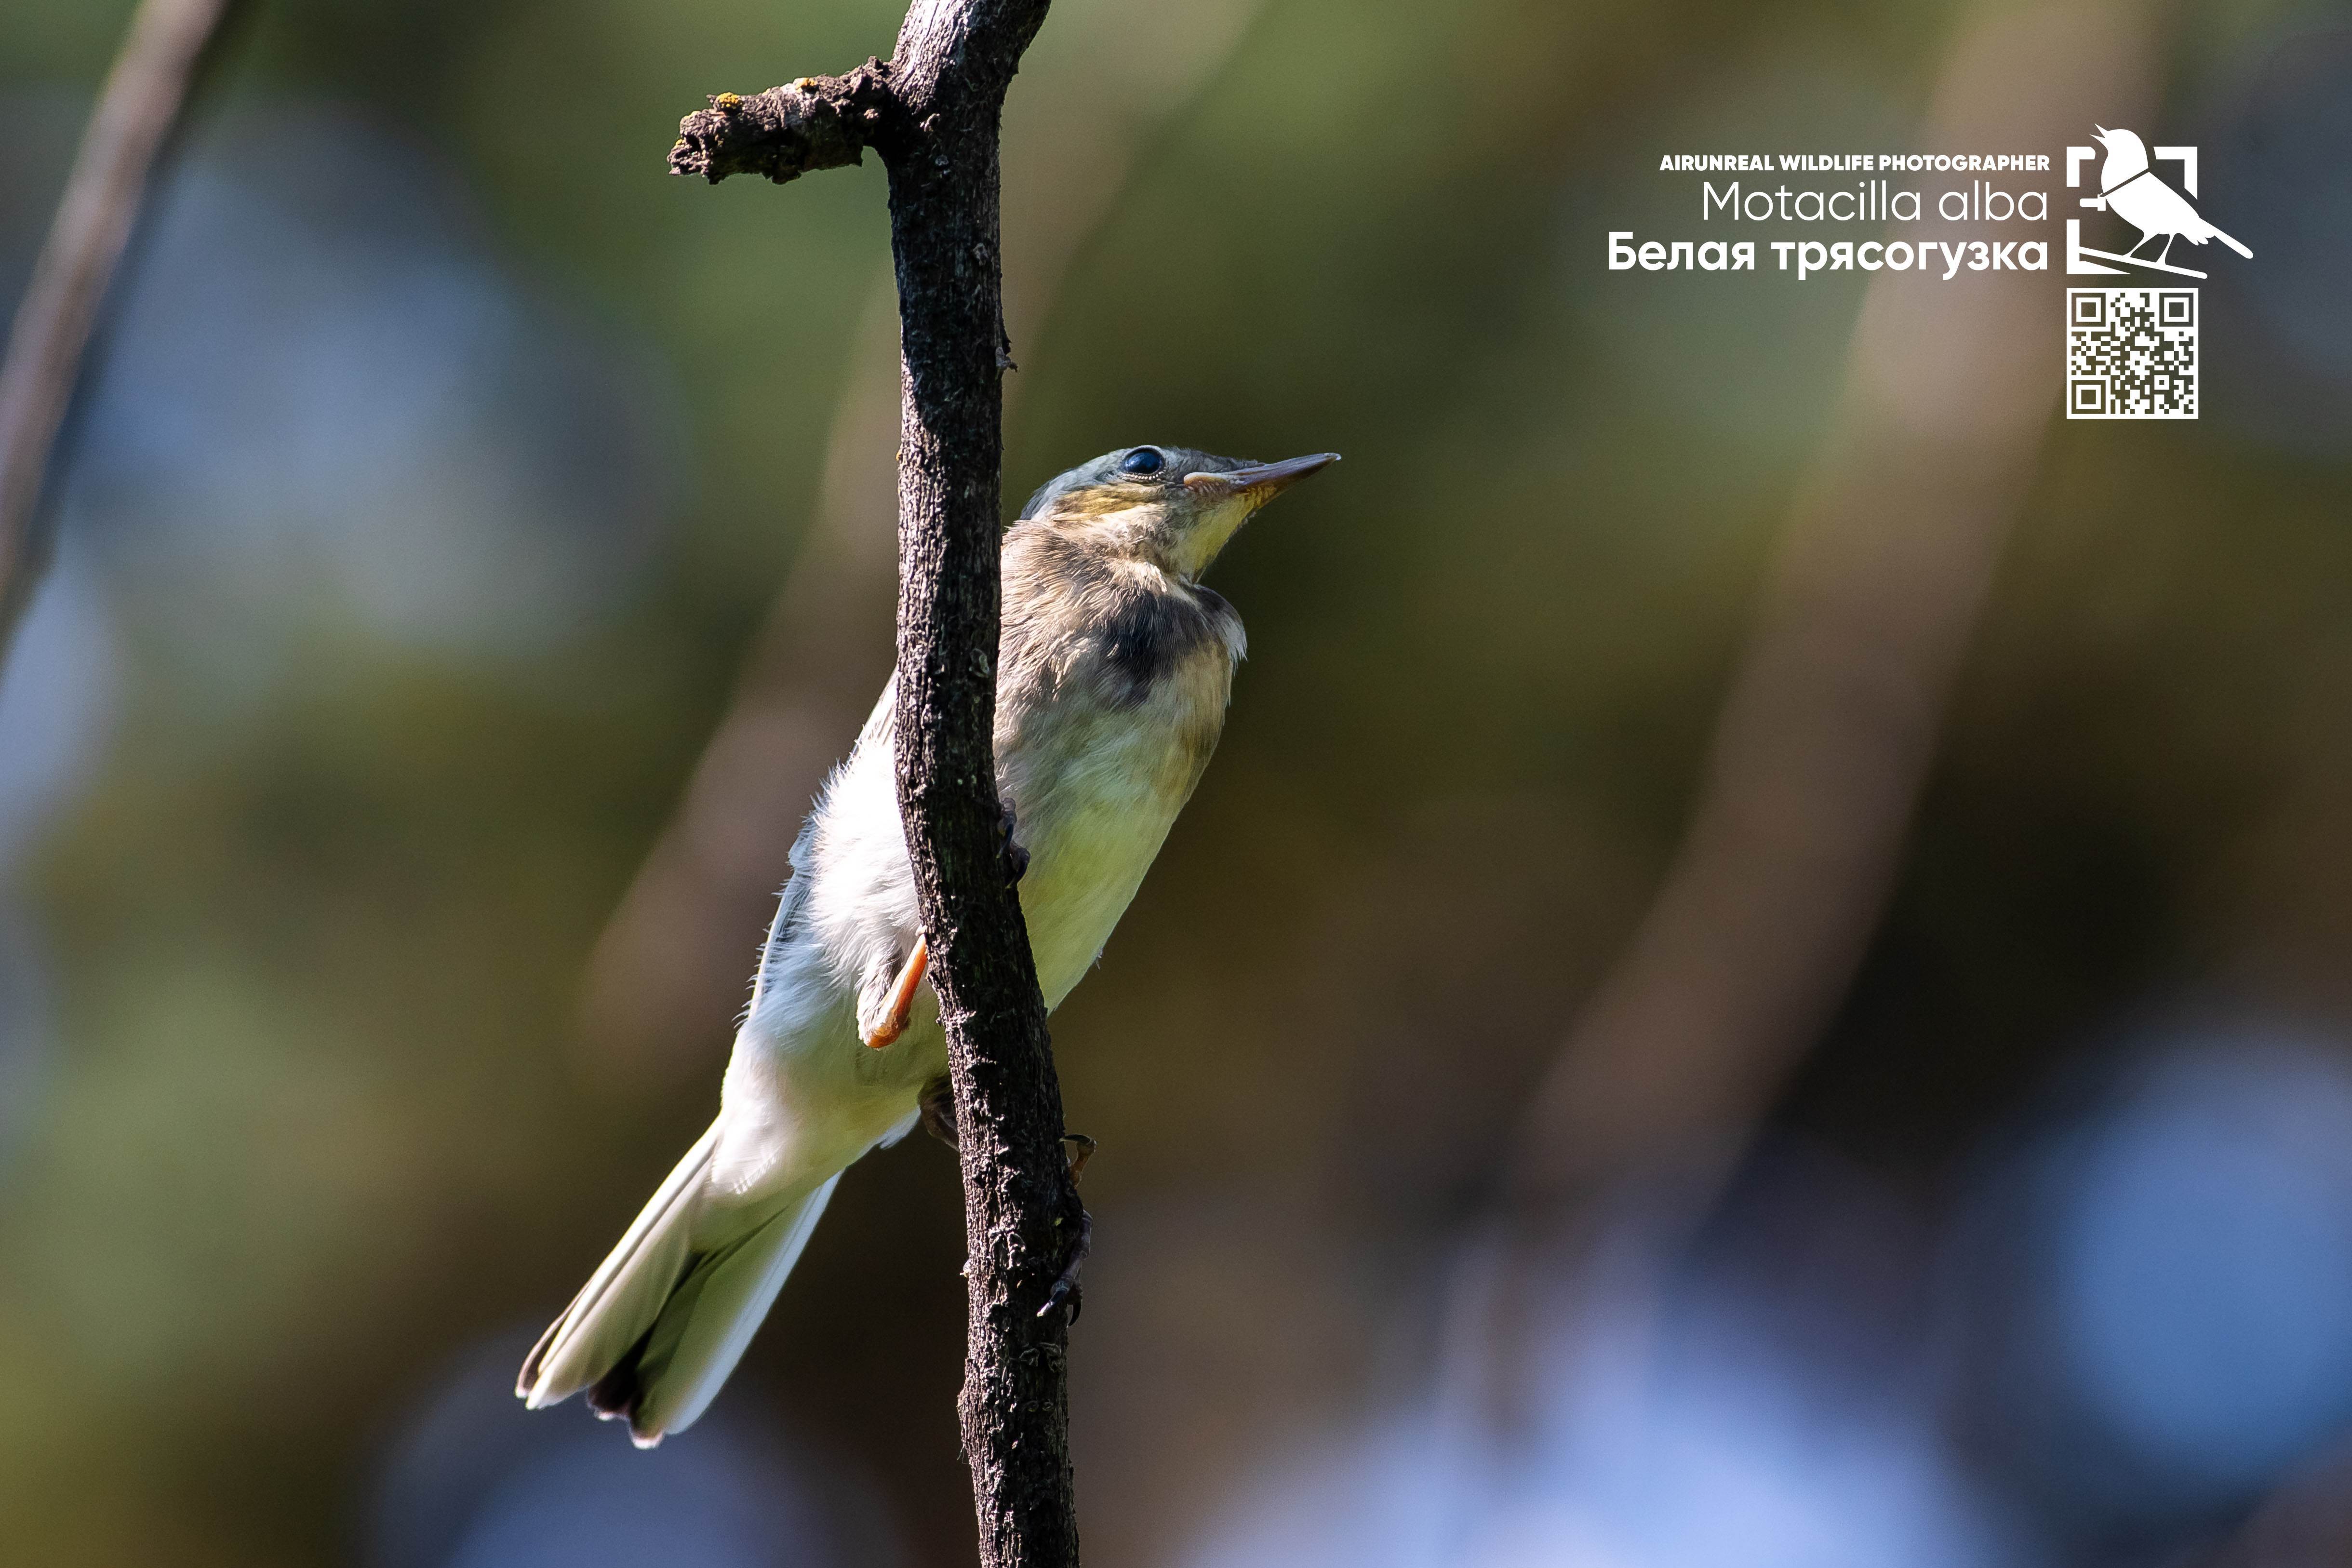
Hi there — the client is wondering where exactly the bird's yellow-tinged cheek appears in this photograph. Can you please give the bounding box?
[1174,497,1260,578]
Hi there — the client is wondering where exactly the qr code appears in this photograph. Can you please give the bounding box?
[2067,288,2196,418]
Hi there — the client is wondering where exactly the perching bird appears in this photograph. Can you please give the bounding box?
[2085,125,2252,266]
[517,443,1338,1447]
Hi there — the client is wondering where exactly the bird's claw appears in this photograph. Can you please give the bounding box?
[1036,1135,1095,1318]
[1038,1205,1091,1322]
[925,1091,1092,1319]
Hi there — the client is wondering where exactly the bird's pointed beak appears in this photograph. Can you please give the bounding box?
[1186,452,1341,505]
[2093,126,2110,145]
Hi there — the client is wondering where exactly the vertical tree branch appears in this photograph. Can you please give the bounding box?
[883,5,1077,1563]
[905,723,1082,1568]
[582,0,1269,1088]
[671,3,1075,1560]
[0,0,244,662]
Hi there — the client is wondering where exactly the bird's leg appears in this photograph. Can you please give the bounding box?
[919,1074,959,1149]
[2156,232,2176,267]
[865,802,1022,1052]
[999,796,1030,886]
[1038,1134,1097,1320]
[861,935,929,1050]
[923,1082,1091,1318]
[920,1096,1093,1188]
[1039,1205,1092,1322]
[2124,230,2158,258]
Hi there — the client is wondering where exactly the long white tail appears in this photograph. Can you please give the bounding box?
[516,1124,840,1447]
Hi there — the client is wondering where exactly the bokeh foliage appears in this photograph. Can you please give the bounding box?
[3,0,2349,1564]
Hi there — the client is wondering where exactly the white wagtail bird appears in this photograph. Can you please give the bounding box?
[2084,125,2252,266]
[518,443,1338,1446]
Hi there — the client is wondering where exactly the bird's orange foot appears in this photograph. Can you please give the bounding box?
[862,935,929,1050]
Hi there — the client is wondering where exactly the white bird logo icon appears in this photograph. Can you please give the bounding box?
[2083,125,2252,267]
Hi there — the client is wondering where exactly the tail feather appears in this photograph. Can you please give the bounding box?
[608,1173,841,1445]
[518,1123,719,1408]
[2214,226,2253,258]
[516,1122,841,1447]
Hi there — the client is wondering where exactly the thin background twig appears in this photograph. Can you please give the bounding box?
[1459,0,2165,1435]
[0,0,247,659]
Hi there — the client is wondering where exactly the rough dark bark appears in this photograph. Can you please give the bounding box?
[878,7,1079,1567]
[668,64,899,185]
[670,4,1078,1564]
[0,0,246,665]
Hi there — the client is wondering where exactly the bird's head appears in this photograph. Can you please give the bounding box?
[1018,445,1339,582]
[2092,126,2150,174]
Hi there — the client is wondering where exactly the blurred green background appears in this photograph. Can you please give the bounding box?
[6,1,2352,1565]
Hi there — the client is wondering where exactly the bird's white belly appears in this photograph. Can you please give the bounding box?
[720,655,1225,1199]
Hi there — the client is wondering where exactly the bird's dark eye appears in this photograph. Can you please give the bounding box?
[1118,447,1165,476]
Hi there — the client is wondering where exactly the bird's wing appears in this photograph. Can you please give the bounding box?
[745,674,900,1016]
[847,671,899,753]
